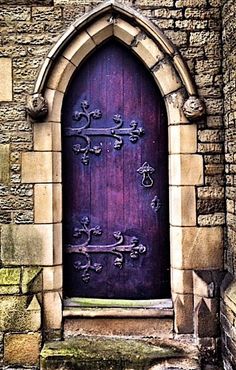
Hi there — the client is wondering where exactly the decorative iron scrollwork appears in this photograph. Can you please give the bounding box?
[137,162,155,188]
[65,216,147,283]
[64,100,144,165]
[151,195,162,213]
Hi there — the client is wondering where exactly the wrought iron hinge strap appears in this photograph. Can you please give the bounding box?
[65,216,147,283]
[64,100,144,165]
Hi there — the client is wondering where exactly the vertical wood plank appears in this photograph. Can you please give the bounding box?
[62,40,170,299]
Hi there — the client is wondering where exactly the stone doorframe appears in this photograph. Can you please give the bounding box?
[22,0,223,335]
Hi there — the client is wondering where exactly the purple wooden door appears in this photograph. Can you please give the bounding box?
[62,41,170,299]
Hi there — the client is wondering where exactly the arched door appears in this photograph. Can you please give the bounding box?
[62,40,170,299]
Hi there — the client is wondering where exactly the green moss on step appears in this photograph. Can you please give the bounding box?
[41,337,184,370]
[64,297,171,308]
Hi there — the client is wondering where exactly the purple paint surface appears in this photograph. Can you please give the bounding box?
[62,40,170,299]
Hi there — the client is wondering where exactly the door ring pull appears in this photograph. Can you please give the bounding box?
[137,162,155,188]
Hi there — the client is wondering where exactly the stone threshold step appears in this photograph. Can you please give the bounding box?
[40,336,200,370]
[63,298,173,318]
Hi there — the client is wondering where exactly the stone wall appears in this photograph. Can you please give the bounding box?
[220,0,236,369]
[0,0,227,368]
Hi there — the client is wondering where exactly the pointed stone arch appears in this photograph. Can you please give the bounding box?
[21,0,222,336]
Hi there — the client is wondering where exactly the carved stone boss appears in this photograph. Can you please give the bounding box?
[65,217,147,283]
[64,100,144,165]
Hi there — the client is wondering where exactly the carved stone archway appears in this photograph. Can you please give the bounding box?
[22,0,223,335]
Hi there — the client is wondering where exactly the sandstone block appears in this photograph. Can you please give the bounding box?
[34,121,61,151]
[165,90,189,124]
[44,291,62,329]
[152,59,182,96]
[197,186,224,199]
[22,151,61,183]
[32,6,61,22]
[198,129,224,143]
[1,224,62,266]
[35,184,62,223]
[43,265,62,291]
[114,18,139,45]
[4,333,41,365]
[169,185,196,226]
[0,267,20,294]
[169,124,197,154]
[198,213,225,226]
[44,88,64,123]
[169,154,204,186]
[62,30,95,67]
[176,0,207,6]
[193,270,225,298]
[0,58,12,101]
[47,57,75,93]
[0,144,10,184]
[164,30,188,47]
[173,293,193,334]
[223,278,236,314]
[86,16,113,45]
[194,297,219,337]
[22,267,43,294]
[0,295,41,331]
[170,226,223,269]
[171,268,193,294]
[133,34,164,69]
[64,317,173,338]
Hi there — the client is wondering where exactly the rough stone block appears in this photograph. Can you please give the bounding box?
[222,277,236,314]
[169,185,196,226]
[198,213,225,226]
[176,0,207,6]
[4,333,41,365]
[0,267,20,285]
[0,144,10,184]
[64,317,173,338]
[1,224,62,266]
[0,267,20,294]
[170,226,223,269]
[169,154,204,186]
[0,295,41,331]
[0,58,12,101]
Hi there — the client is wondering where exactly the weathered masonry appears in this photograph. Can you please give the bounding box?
[0,0,235,369]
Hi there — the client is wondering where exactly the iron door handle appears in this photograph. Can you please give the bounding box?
[137,162,155,188]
